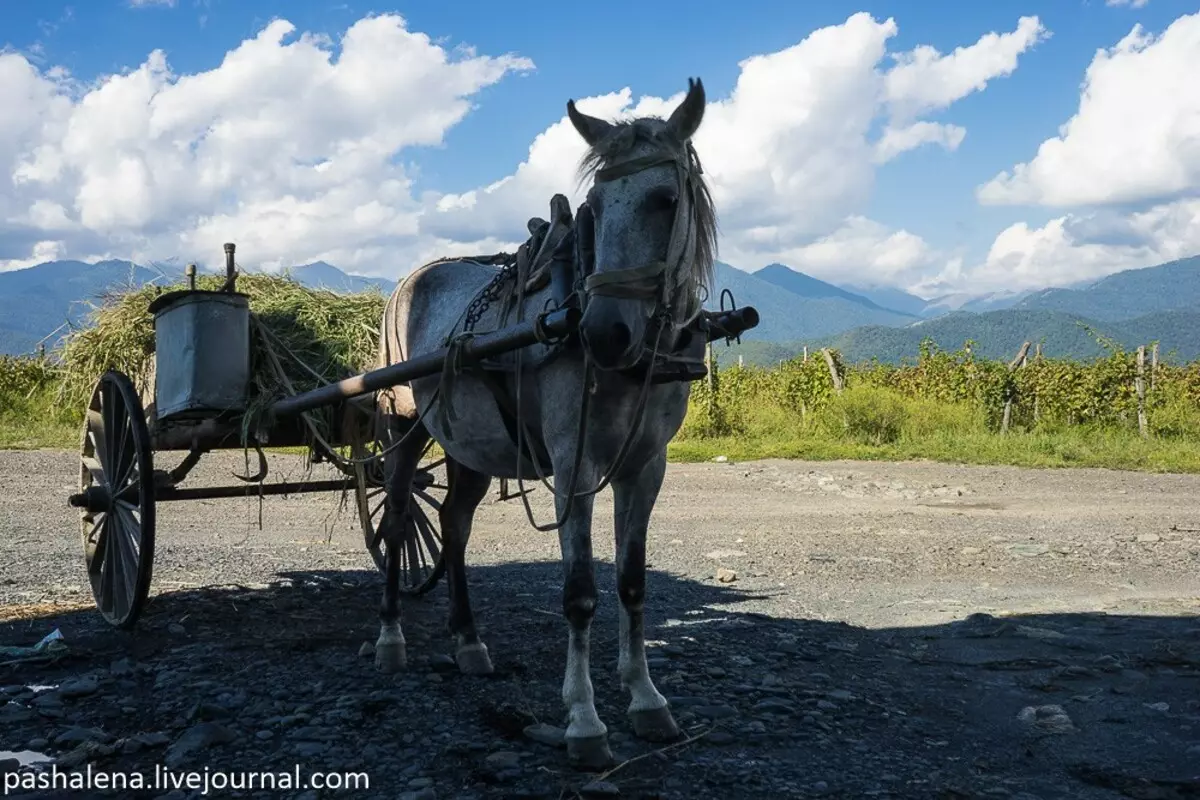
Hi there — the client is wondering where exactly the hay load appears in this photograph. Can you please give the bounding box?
[55,271,389,452]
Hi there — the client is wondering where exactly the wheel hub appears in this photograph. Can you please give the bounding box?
[69,485,112,514]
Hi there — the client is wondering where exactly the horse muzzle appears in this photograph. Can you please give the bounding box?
[580,308,644,371]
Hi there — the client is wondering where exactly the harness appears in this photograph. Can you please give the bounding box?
[431,132,727,531]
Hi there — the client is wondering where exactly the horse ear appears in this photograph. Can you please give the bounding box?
[666,77,705,142]
[567,99,614,146]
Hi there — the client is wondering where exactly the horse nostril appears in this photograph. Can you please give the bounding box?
[583,320,635,367]
[609,322,632,355]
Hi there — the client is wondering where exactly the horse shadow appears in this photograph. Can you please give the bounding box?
[1,561,1198,799]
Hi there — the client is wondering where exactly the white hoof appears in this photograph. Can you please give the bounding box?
[456,642,494,675]
[375,623,406,672]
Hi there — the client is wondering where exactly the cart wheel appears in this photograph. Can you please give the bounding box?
[353,437,447,595]
[75,370,156,629]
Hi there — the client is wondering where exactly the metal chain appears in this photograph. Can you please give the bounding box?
[463,261,517,333]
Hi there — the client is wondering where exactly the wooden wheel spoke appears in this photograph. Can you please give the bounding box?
[89,516,111,576]
[404,518,422,586]
[410,502,442,561]
[82,456,105,485]
[87,409,109,474]
[112,504,142,612]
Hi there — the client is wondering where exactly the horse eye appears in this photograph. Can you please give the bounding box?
[647,187,678,212]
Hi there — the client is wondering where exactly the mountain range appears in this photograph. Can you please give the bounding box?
[1,250,1197,364]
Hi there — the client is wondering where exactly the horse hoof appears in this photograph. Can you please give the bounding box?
[456,642,494,675]
[629,706,680,742]
[566,735,614,770]
[374,641,407,673]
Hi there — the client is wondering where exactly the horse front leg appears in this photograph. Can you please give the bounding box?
[556,468,613,769]
[375,416,430,673]
[613,451,679,741]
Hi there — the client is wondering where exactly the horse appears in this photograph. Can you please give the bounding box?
[369,77,717,768]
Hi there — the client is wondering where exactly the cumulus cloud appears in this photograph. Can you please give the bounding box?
[1,14,531,274]
[1107,0,1149,8]
[427,12,1045,286]
[1,11,1047,293]
[977,12,1200,207]
[926,200,1200,295]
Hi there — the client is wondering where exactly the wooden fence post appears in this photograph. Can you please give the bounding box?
[705,341,714,392]
[1001,341,1031,435]
[822,348,844,394]
[1136,345,1148,438]
[803,346,809,363]
[1151,343,1159,391]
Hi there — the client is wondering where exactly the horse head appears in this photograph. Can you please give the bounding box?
[566,77,717,371]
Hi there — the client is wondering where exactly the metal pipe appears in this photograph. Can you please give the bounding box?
[703,306,759,342]
[223,242,236,292]
[270,306,582,419]
[156,478,353,503]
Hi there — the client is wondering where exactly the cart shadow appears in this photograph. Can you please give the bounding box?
[2,563,1199,799]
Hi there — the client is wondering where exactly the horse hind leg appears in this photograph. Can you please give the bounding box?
[440,458,494,675]
[375,414,431,673]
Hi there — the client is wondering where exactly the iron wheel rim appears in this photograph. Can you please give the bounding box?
[79,370,156,629]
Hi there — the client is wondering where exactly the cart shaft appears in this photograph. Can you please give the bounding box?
[270,306,582,420]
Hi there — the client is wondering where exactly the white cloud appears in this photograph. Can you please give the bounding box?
[1,11,1046,294]
[978,12,1200,207]
[426,12,1045,286]
[128,0,177,8]
[1,14,531,274]
[927,199,1200,294]
[1107,0,1150,8]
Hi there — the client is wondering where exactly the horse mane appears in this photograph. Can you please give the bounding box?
[576,118,718,301]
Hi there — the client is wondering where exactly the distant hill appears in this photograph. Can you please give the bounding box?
[752,264,915,317]
[285,262,395,294]
[0,260,163,356]
[922,290,1029,316]
[708,262,918,341]
[0,259,393,356]
[720,308,1200,366]
[1015,255,1200,321]
[839,284,930,317]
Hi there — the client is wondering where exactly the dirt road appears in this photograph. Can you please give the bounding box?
[2,449,1198,799]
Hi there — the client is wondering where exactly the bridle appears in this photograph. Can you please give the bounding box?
[508,133,709,532]
[576,135,707,354]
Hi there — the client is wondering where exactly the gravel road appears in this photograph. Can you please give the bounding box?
[2,449,1199,799]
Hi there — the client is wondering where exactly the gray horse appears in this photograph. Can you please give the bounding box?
[370,77,717,768]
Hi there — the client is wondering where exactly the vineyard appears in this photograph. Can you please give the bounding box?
[3,332,1199,470]
[674,337,1200,470]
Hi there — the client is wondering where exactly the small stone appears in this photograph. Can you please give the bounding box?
[827,690,855,701]
[165,722,237,767]
[961,547,982,555]
[694,704,738,720]
[706,666,727,678]
[1006,543,1049,557]
[1137,533,1161,543]
[1144,702,1170,712]
[168,623,187,635]
[408,777,435,789]
[523,723,566,748]
[708,731,735,745]
[712,455,728,463]
[716,568,738,583]
[399,791,437,800]
[746,721,767,734]
[430,654,456,671]
[256,730,275,741]
[1017,704,1075,734]
[59,677,100,699]
[485,751,521,770]
[581,780,621,797]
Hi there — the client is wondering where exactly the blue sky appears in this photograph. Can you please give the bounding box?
[3,0,1198,296]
